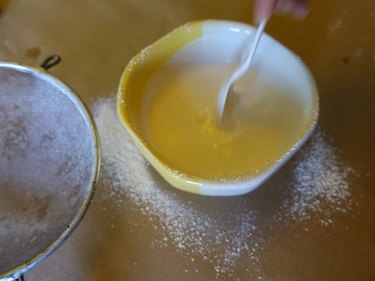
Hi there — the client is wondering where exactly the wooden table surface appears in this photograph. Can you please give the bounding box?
[0,0,374,280]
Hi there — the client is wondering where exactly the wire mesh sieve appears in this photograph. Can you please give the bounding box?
[0,56,100,280]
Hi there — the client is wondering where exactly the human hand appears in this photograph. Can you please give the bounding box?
[254,0,309,25]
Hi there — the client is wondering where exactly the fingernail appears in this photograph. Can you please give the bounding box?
[295,3,310,19]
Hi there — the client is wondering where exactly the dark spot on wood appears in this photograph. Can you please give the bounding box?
[341,56,350,64]
[25,47,41,59]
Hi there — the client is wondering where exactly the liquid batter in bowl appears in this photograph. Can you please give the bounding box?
[140,61,304,180]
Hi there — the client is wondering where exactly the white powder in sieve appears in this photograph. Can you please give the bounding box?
[92,97,354,280]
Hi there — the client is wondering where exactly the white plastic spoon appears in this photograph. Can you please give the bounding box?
[217,19,268,120]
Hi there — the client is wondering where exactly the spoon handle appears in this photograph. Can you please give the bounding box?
[238,19,267,80]
[217,19,267,120]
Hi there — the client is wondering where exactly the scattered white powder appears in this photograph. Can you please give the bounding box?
[355,48,364,58]
[281,130,353,227]
[329,19,343,33]
[92,97,354,280]
[94,98,261,279]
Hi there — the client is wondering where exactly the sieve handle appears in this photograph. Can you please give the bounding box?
[40,55,61,71]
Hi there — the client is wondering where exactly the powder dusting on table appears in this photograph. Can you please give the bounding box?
[93,98,354,280]
[280,130,353,226]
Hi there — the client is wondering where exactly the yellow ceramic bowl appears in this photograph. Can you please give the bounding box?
[117,20,319,196]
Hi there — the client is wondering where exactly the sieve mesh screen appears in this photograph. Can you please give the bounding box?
[0,66,97,278]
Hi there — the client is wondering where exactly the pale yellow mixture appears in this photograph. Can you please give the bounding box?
[141,62,303,179]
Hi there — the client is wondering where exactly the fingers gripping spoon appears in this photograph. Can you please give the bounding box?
[217,19,268,120]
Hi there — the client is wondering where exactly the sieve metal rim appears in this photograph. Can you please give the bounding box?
[0,57,101,280]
